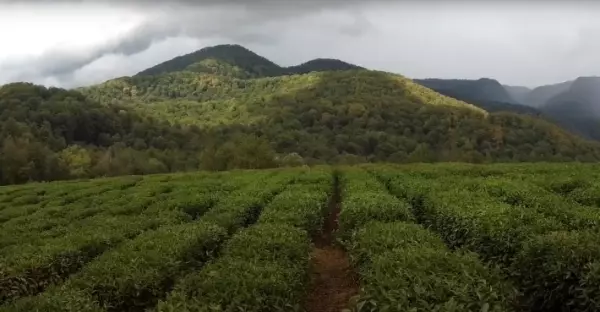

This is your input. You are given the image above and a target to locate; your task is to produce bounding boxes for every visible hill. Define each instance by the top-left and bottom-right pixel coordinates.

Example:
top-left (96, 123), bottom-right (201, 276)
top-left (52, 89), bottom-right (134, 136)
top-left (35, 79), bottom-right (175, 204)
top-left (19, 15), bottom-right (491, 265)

top-left (503, 85), bottom-right (531, 104)
top-left (542, 77), bottom-right (600, 139)
top-left (0, 83), bottom-right (211, 185)
top-left (525, 80), bottom-right (573, 107)
top-left (414, 78), bottom-right (542, 116)
top-left (4, 44), bottom-right (600, 186)
top-left (84, 54), bottom-right (600, 168)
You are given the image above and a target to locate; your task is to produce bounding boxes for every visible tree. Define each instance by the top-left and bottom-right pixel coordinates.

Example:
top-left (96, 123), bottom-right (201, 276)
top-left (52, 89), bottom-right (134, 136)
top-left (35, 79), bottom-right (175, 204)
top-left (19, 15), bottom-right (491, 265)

top-left (59, 145), bottom-right (93, 178)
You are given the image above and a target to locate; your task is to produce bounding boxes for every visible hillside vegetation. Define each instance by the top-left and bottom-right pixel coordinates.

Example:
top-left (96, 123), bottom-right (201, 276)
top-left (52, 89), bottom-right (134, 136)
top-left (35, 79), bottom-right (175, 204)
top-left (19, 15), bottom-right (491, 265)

top-left (3, 44), bottom-right (600, 185)
top-left (0, 83), bottom-right (211, 185)
top-left (85, 50), bottom-right (600, 166)
top-left (2, 164), bottom-right (600, 311)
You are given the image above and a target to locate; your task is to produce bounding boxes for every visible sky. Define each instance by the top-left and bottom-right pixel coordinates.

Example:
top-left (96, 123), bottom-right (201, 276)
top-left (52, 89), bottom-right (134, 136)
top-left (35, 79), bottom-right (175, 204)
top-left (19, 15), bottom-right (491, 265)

top-left (0, 0), bottom-right (599, 89)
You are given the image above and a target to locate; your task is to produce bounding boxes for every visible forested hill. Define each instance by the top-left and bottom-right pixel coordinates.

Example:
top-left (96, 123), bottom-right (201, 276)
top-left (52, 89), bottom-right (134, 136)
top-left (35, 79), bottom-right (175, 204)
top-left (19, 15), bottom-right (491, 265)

top-left (84, 66), bottom-right (600, 167)
top-left (0, 83), bottom-right (209, 185)
top-left (4, 44), bottom-right (600, 186)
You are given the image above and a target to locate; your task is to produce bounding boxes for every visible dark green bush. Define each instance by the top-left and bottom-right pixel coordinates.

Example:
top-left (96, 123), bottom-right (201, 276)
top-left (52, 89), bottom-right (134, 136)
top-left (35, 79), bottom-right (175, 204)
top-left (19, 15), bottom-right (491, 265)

top-left (64, 221), bottom-right (226, 311)
top-left (339, 170), bottom-right (413, 238)
top-left (513, 230), bottom-right (600, 311)
top-left (349, 222), bottom-right (516, 312)
top-left (158, 223), bottom-right (310, 312)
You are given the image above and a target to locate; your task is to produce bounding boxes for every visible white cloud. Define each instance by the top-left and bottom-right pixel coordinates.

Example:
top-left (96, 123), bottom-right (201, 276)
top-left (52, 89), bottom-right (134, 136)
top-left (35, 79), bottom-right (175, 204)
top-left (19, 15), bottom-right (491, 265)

top-left (0, 1), bottom-right (599, 88)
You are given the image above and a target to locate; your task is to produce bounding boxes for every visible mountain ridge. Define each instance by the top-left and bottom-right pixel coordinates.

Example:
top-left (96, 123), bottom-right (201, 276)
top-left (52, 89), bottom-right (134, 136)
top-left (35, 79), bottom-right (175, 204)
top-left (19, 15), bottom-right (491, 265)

top-left (136, 44), bottom-right (363, 78)
top-left (540, 76), bottom-right (600, 139)
top-left (413, 78), bottom-right (542, 116)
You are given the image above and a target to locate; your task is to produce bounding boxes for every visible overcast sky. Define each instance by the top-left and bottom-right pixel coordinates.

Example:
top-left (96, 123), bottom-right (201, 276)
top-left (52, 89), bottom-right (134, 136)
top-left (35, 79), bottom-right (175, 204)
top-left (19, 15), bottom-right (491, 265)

top-left (0, 0), bottom-right (599, 89)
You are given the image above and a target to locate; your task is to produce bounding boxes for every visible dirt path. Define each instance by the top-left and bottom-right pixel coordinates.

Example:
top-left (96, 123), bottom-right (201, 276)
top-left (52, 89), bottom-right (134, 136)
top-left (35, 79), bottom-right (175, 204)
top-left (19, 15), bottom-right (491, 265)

top-left (305, 174), bottom-right (359, 312)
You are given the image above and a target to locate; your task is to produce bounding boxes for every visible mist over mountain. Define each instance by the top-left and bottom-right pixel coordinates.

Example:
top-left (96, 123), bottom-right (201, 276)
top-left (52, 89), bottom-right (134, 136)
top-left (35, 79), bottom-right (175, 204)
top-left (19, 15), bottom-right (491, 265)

top-left (524, 80), bottom-right (574, 108)
top-left (503, 85), bottom-right (531, 104)
top-left (541, 77), bottom-right (600, 139)
top-left (414, 78), bottom-right (541, 116)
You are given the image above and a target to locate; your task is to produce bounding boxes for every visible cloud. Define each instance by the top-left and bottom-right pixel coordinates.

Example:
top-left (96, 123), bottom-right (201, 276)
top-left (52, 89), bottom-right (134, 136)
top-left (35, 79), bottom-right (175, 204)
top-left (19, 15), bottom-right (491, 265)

top-left (0, 0), bottom-right (378, 87)
top-left (1, 1), bottom-right (600, 88)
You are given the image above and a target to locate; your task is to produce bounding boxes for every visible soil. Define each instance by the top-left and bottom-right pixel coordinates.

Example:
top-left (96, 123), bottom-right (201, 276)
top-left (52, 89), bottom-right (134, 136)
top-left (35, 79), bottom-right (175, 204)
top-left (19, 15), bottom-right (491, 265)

top-left (304, 174), bottom-right (359, 312)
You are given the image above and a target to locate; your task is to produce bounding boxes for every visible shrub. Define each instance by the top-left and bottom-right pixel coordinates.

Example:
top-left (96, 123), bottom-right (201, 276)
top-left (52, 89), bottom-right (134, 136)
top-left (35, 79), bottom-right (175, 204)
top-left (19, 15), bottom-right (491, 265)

top-left (349, 222), bottom-right (516, 312)
top-left (513, 230), bottom-right (600, 311)
top-left (158, 224), bottom-right (310, 312)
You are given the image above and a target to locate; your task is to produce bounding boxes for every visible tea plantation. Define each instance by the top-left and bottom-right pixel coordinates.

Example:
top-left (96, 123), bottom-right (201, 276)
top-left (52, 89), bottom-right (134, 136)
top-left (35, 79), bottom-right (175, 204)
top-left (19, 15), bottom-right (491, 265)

top-left (1, 163), bottom-right (600, 311)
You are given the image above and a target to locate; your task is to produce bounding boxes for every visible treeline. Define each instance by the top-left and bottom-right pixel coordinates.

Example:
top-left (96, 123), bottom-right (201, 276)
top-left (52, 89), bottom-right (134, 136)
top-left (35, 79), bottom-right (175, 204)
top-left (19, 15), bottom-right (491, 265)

top-left (0, 83), bottom-right (295, 185)
top-left (0, 83), bottom-right (199, 185)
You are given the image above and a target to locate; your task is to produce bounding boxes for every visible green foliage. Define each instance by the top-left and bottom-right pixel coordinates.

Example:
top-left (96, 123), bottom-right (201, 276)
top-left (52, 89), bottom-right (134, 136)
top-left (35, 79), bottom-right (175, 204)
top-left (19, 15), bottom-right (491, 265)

top-left (348, 222), bottom-right (516, 311)
top-left (368, 163), bottom-right (600, 311)
top-left (470, 178), bottom-right (600, 230)
top-left (0, 287), bottom-right (103, 312)
top-left (422, 188), bottom-right (563, 266)
top-left (0, 83), bottom-right (206, 185)
top-left (0, 215), bottom-right (161, 304)
top-left (339, 169), bottom-right (413, 238)
top-left (3, 163), bottom-right (600, 312)
top-left (348, 221), bottom-right (446, 267)
top-left (82, 46), bottom-right (600, 170)
top-left (63, 222), bottom-right (226, 311)
top-left (158, 223), bottom-right (311, 312)
top-left (566, 183), bottom-right (600, 207)
top-left (5, 45), bottom-right (600, 187)
top-left (514, 230), bottom-right (600, 311)
top-left (258, 183), bottom-right (329, 234)
top-left (199, 134), bottom-right (277, 171)
top-left (200, 170), bottom-right (294, 232)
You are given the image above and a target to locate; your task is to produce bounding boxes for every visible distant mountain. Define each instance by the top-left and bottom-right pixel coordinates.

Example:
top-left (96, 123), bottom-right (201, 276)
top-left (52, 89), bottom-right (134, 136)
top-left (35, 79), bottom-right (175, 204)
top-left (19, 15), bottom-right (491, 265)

top-left (542, 77), bottom-right (600, 139)
top-left (415, 78), bottom-right (516, 103)
top-left (525, 80), bottom-right (573, 108)
top-left (503, 85), bottom-right (531, 104)
top-left (414, 78), bottom-right (541, 116)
